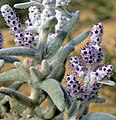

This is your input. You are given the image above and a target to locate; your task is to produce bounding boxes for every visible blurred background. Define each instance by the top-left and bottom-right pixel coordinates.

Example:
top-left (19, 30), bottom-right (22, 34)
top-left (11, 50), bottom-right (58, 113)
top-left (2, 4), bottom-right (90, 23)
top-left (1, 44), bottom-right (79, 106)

top-left (0, 0), bottom-right (116, 118)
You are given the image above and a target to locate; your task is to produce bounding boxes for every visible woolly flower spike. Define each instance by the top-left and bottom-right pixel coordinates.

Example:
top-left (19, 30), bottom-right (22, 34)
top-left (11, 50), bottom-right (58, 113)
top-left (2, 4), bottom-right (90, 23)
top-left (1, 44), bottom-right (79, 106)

top-left (25, 19), bottom-right (32, 28)
top-left (81, 43), bottom-right (104, 64)
top-left (14, 31), bottom-right (24, 46)
top-left (0, 32), bottom-right (3, 49)
top-left (88, 82), bottom-right (101, 100)
top-left (1, 4), bottom-right (23, 35)
top-left (96, 64), bottom-right (114, 80)
top-left (23, 32), bottom-right (35, 47)
top-left (77, 81), bottom-right (101, 102)
top-left (55, 10), bottom-right (70, 33)
top-left (65, 73), bottom-right (101, 102)
top-left (90, 23), bottom-right (103, 37)
top-left (28, 6), bottom-right (42, 27)
top-left (90, 64), bottom-right (114, 82)
top-left (80, 23), bottom-right (104, 65)
top-left (41, 5), bottom-right (56, 26)
top-left (65, 73), bottom-right (80, 98)
top-left (69, 56), bottom-right (88, 78)
top-left (89, 23), bottom-right (103, 45)
top-left (66, 23), bottom-right (114, 102)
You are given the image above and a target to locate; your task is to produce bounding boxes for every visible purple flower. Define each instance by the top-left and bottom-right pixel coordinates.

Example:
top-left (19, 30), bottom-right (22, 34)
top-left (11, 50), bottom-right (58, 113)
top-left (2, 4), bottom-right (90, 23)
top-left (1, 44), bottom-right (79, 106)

top-left (65, 73), bottom-right (80, 98)
top-left (65, 23), bottom-right (114, 102)
top-left (1, 4), bottom-right (23, 35)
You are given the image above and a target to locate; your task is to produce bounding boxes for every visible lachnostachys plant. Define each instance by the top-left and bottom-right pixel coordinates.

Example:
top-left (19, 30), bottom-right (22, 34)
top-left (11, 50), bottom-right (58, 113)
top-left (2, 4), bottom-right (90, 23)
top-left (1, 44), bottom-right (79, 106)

top-left (0, 0), bottom-right (115, 120)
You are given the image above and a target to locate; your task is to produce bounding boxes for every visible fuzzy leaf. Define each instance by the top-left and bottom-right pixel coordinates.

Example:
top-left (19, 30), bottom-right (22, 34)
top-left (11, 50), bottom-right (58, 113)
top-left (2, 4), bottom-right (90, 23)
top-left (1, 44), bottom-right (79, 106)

top-left (0, 56), bottom-right (19, 63)
top-left (14, 1), bottom-right (42, 9)
top-left (97, 80), bottom-right (115, 86)
top-left (81, 112), bottom-right (116, 120)
top-left (67, 30), bottom-right (90, 46)
top-left (45, 10), bottom-right (80, 58)
top-left (0, 69), bottom-right (30, 82)
top-left (39, 78), bottom-right (65, 112)
top-left (0, 47), bottom-right (36, 57)
top-left (0, 87), bottom-right (34, 107)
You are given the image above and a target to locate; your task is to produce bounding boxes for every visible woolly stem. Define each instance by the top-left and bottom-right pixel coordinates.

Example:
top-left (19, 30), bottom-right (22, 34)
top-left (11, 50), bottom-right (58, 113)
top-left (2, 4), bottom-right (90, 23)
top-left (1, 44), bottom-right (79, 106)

top-left (36, 17), bottom-right (57, 56)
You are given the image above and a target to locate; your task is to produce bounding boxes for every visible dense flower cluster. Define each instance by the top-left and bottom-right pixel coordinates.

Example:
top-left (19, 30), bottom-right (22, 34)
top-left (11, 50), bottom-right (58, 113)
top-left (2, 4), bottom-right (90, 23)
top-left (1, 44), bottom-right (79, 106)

top-left (65, 23), bottom-right (114, 102)
top-left (1, 5), bottom-right (36, 47)
top-left (1, 0), bottom-right (72, 48)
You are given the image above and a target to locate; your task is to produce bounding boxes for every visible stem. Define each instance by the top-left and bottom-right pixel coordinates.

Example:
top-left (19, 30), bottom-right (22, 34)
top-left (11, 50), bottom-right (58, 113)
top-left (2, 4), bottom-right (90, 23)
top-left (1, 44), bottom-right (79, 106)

top-left (26, 87), bottom-right (40, 117)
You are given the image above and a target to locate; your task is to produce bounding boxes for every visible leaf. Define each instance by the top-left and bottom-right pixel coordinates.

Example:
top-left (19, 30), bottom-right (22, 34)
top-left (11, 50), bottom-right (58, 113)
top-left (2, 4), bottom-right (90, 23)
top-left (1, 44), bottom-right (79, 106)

top-left (0, 69), bottom-right (30, 82)
top-left (14, 1), bottom-right (42, 9)
top-left (45, 10), bottom-right (80, 58)
top-left (39, 78), bottom-right (65, 112)
top-left (97, 80), bottom-right (115, 86)
top-left (0, 56), bottom-right (19, 63)
top-left (89, 97), bottom-right (106, 103)
top-left (0, 87), bottom-right (33, 107)
top-left (81, 112), bottom-right (116, 120)
top-left (67, 30), bottom-right (90, 46)
top-left (0, 47), bottom-right (36, 57)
